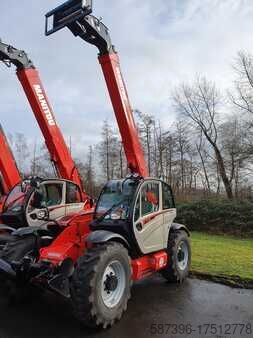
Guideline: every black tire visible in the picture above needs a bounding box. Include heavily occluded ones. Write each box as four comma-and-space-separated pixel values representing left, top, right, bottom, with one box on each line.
161, 230, 191, 283
0, 235, 38, 303
0, 235, 37, 262
71, 242, 132, 329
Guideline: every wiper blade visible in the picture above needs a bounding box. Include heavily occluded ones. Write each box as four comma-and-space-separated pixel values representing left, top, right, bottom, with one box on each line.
96, 199, 125, 222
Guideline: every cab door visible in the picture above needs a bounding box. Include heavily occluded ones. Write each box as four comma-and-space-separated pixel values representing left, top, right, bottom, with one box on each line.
65, 181, 85, 215
133, 180, 165, 254
26, 180, 66, 226
161, 183, 176, 248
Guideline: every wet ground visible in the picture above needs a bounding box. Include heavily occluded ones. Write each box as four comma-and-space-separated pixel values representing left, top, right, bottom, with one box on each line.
0, 276, 252, 338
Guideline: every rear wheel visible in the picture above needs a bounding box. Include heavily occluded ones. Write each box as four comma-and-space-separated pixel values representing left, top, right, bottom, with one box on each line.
71, 242, 132, 329
161, 230, 191, 283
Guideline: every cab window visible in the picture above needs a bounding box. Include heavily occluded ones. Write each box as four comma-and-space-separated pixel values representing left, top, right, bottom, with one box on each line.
41, 183, 63, 207
66, 182, 82, 204
141, 182, 160, 217
27, 182, 63, 213
162, 183, 175, 209
4, 184, 25, 210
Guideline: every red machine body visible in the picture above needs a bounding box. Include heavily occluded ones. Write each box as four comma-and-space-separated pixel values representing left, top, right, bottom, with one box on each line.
41, 2, 164, 280
0, 124, 21, 211
0, 5, 189, 329
39, 211, 168, 281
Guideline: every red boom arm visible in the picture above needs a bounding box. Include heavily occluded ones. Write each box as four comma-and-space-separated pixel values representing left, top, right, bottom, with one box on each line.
0, 123, 21, 206
0, 41, 88, 202
45, 2, 148, 178
17, 68, 86, 198
99, 53, 148, 177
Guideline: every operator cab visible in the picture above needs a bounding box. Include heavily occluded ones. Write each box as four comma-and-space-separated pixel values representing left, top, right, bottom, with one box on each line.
91, 176, 176, 257
1, 178, 85, 228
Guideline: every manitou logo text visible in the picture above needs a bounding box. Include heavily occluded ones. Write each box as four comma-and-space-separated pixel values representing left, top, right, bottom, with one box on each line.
33, 85, 56, 126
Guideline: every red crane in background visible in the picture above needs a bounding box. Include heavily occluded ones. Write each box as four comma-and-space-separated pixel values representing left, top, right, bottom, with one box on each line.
0, 40, 92, 228
0, 123, 21, 210
0, 40, 87, 201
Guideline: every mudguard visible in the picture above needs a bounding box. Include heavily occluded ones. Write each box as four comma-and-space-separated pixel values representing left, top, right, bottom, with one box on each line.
12, 226, 41, 237
170, 223, 190, 236
86, 230, 130, 248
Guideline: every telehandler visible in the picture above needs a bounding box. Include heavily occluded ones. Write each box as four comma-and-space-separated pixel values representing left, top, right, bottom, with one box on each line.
0, 0, 191, 329
0, 40, 93, 229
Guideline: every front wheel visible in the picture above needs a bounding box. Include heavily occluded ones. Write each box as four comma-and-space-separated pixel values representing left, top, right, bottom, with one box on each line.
71, 242, 132, 329
161, 230, 191, 283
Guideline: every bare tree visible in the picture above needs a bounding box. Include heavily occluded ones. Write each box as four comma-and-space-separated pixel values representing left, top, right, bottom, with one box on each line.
135, 110, 155, 175
174, 120, 191, 193
98, 120, 123, 180
30, 140, 37, 176
221, 117, 250, 197
173, 76, 233, 199
163, 130, 176, 186
31, 143, 56, 178
196, 132, 211, 194
151, 121, 165, 178
75, 146, 99, 198
231, 51, 253, 117
13, 133, 30, 176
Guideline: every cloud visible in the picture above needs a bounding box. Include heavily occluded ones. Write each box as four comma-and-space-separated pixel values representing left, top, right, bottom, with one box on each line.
0, 0, 253, 159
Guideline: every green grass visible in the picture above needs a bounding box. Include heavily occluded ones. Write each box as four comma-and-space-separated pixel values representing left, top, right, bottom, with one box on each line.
191, 232, 253, 280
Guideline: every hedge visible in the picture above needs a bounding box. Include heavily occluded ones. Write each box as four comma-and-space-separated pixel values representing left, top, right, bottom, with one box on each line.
175, 199, 253, 238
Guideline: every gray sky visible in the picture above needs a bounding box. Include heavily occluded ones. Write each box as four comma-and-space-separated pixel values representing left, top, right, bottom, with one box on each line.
1, 0, 253, 158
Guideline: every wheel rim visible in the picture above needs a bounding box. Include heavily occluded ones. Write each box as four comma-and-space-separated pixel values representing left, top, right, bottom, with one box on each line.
101, 260, 126, 308
177, 240, 189, 271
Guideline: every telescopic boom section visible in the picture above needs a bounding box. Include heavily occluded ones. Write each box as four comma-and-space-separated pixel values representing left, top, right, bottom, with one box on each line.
45, 0, 148, 177
0, 123, 21, 193
17, 69, 85, 195
0, 40, 87, 200
98, 53, 148, 177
